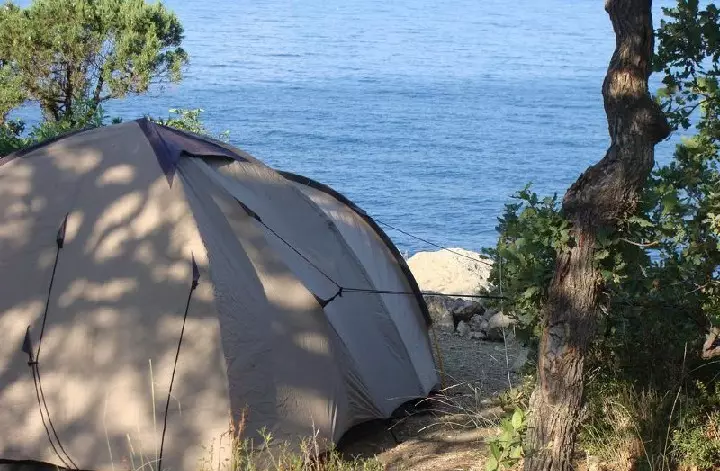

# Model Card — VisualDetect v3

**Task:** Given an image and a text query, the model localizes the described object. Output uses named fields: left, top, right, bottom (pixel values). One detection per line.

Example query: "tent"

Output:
left=0, top=120, right=439, bottom=470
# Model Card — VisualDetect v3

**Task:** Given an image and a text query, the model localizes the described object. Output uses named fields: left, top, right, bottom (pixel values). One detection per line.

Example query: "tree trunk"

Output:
left=523, top=1, right=670, bottom=470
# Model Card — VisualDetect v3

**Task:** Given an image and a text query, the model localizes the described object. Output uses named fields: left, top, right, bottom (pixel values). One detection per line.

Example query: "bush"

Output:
left=0, top=100, right=112, bottom=157
left=481, top=185, right=569, bottom=346
left=671, top=381, right=720, bottom=470
left=149, top=108, right=230, bottom=142
left=484, top=124, right=720, bottom=470
left=0, top=120, right=25, bottom=156
left=0, top=107, right=227, bottom=159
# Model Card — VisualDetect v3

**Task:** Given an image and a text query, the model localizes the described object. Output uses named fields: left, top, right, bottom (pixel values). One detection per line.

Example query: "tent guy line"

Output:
left=374, top=219, right=494, bottom=268
left=248, top=206, right=507, bottom=303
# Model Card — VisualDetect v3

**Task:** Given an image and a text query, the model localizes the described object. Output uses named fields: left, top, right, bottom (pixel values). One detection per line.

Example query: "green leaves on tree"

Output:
left=0, top=0, right=187, bottom=123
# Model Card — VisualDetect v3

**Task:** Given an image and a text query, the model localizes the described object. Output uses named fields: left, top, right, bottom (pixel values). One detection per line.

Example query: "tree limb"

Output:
left=701, top=327, right=720, bottom=359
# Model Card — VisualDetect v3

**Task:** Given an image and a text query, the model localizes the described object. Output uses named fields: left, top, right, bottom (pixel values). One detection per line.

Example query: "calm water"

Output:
left=16, top=0, right=680, bottom=254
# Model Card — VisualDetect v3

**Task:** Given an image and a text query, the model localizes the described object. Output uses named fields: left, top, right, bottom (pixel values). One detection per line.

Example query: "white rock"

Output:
left=425, top=296, right=455, bottom=331
left=407, top=248, right=493, bottom=296
left=486, top=311, right=514, bottom=329
left=484, top=311, right=516, bottom=342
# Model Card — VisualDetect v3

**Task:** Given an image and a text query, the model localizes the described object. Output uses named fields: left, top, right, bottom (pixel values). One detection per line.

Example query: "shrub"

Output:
left=149, top=108, right=230, bottom=142
left=481, top=185, right=568, bottom=346
left=0, top=107, right=227, bottom=159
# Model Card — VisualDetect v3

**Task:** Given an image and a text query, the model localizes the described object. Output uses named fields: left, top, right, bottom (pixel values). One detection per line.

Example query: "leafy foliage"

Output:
left=486, top=127, right=720, bottom=468
left=485, top=1, right=720, bottom=467
left=0, top=99, right=111, bottom=156
left=481, top=186, right=570, bottom=345
left=0, top=119, right=24, bottom=156
left=0, top=0, right=187, bottom=122
left=0, top=107, right=225, bottom=158
left=149, top=108, right=230, bottom=142
left=671, top=381, right=720, bottom=468
left=485, top=408, right=527, bottom=471
left=655, top=0, right=720, bottom=134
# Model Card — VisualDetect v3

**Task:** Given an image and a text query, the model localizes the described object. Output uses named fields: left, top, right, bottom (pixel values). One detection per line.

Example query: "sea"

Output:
left=13, top=0, right=681, bottom=255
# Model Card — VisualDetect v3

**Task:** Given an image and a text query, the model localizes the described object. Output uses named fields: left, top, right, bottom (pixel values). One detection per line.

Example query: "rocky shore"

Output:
left=407, top=248, right=516, bottom=342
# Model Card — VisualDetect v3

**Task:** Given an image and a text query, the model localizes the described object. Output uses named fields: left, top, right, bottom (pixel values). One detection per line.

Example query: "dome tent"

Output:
left=0, top=120, right=439, bottom=470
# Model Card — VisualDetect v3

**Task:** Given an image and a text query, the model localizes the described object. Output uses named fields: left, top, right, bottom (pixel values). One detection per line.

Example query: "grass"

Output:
left=197, top=430, right=384, bottom=471
left=194, top=408, right=384, bottom=471
left=198, top=431, right=385, bottom=471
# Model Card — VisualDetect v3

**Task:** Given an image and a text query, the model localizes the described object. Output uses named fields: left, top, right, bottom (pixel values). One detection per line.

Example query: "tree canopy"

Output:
left=0, top=0, right=187, bottom=123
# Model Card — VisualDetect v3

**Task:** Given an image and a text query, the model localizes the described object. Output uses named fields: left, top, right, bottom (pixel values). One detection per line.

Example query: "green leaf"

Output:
left=509, top=445, right=523, bottom=459
left=489, top=441, right=501, bottom=459
left=628, top=216, right=655, bottom=228
left=511, top=409, right=525, bottom=429
left=595, top=249, right=610, bottom=260
left=485, top=455, right=499, bottom=471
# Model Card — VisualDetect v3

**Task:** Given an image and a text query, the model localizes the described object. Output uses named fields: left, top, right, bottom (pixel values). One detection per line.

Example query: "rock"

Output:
left=485, top=328, right=506, bottom=342
left=407, top=248, right=493, bottom=296
left=424, top=296, right=455, bottom=331
left=425, top=295, right=485, bottom=330
left=456, top=320, right=470, bottom=337
left=484, top=311, right=516, bottom=342
left=451, top=302, right=485, bottom=323
left=435, top=311, right=455, bottom=332
left=470, top=331, right=487, bottom=340
left=448, top=297, right=469, bottom=312
left=468, top=314, right=485, bottom=332
left=487, top=311, right=514, bottom=330
left=511, top=347, right=529, bottom=372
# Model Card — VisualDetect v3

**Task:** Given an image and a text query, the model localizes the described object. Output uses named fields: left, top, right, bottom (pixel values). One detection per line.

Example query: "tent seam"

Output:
left=194, top=158, right=424, bottom=403
left=276, top=172, right=431, bottom=326
left=246, top=168, right=426, bottom=396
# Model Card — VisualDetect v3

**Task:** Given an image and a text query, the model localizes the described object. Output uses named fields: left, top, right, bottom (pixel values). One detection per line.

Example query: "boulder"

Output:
left=456, top=320, right=470, bottom=337
left=424, top=296, right=455, bottom=331
left=451, top=302, right=485, bottom=323
left=487, top=311, right=514, bottom=330
left=468, top=314, right=486, bottom=332
left=410, top=248, right=494, bottom=335
left=484, top=311, right=515, bottom=341
left=424, top=295, right=485, bottom=330
left=407, top=248, right=493, bottom=296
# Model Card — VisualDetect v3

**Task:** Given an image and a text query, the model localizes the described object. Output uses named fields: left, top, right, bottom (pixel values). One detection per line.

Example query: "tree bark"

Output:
left=523, top=2, right=670, bottom=470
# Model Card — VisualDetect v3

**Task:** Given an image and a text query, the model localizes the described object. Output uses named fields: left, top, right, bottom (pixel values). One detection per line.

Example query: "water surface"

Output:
left=15, top=0, right=680, bottom=253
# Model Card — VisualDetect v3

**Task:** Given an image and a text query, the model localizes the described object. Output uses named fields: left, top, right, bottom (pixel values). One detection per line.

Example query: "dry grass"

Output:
left=120, top=332, right=524, bottom=471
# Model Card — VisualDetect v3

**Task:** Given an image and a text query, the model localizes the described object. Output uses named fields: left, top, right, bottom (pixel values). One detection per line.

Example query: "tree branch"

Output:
left=619, top=238, right=660, bottom=248
left=92, top=74, right=105, bottom=105
left=702, top=327, right=720, bottom=359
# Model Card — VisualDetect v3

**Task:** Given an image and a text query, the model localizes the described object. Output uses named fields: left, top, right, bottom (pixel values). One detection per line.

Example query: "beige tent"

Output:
left=0, top=120, right=439, bottom=470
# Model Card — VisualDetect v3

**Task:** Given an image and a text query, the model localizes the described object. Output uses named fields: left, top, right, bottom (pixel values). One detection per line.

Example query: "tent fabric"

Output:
left=137, top=120, right=246, bottom=184
left=0, top=120, right=439, bottom=471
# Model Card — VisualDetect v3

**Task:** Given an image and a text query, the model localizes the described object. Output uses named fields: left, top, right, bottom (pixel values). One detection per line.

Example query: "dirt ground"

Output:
left=338, top=330, right=526, bottom=471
